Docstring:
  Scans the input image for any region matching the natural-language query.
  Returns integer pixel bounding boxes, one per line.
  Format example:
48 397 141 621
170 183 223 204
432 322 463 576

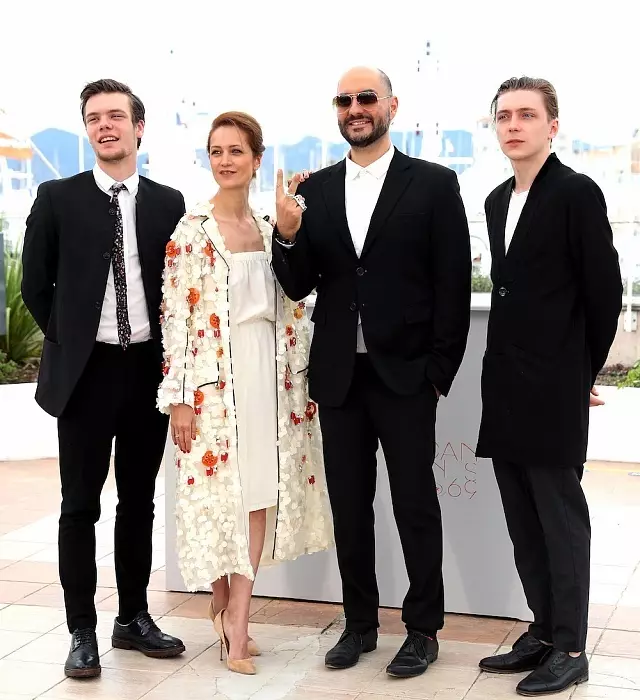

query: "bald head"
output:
337 66 393 96
334 66 397 151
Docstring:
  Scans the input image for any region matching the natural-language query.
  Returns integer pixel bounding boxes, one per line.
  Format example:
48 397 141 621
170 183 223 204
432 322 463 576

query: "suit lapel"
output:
78 171 116 254
490 179 512 266
321 161 356 257
502 153 561 263
134 177 153 272
360 150 413 259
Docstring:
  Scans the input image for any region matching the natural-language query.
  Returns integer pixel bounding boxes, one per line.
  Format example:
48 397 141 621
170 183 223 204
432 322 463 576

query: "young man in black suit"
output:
22 79 186 678
476 77 622 696
272 66 471 678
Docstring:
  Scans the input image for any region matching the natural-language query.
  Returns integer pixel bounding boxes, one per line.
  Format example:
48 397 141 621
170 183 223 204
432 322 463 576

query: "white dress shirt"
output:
93 164 151 344
344 145 394 352
505 189 529 253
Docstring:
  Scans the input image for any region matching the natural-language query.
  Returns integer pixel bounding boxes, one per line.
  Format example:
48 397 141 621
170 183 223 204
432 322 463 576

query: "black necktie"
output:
109 183 131 349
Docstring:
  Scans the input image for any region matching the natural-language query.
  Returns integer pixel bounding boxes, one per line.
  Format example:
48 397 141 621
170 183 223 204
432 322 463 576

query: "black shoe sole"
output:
516 673 589 696
479 662 541 674
325 642 377 670
64 665 101 679
386 651 438 678
111 637 186 658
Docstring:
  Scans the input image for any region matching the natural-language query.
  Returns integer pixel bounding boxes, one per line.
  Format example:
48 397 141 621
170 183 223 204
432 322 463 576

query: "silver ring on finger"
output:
286 193 307 211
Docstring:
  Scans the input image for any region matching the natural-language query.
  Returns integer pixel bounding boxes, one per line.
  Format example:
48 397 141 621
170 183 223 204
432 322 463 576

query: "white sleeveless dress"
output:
228 251 278 512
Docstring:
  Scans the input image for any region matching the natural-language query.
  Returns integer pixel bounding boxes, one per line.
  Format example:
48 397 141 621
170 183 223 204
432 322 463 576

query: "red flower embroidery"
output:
194 389 204 406
305 401 317 421
202 451 218 468
187 476 195 485
210 314 220 329
188 288 200 305
285 325 294 336
308 475 315 485
166 241 179 258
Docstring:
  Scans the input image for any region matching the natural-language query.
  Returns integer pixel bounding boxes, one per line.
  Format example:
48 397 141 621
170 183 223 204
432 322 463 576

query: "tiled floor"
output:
0 458 639 698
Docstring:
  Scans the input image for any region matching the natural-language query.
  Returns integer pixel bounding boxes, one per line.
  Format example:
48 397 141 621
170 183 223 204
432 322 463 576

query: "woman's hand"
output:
171 403 197 453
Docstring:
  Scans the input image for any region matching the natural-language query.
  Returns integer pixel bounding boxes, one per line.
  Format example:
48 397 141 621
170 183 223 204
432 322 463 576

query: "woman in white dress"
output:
157 112 333 675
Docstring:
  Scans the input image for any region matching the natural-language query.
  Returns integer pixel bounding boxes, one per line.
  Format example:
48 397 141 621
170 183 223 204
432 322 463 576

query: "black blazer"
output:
272 148 472 407
476 153 622 466
21 171 185 417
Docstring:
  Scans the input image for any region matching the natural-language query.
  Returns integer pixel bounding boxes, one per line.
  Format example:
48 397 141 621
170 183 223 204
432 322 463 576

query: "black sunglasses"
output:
332 91 392 111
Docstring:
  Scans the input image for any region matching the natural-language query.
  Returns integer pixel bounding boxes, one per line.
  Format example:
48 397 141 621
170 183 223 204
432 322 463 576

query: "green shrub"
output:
617 361 640 388
1 236 43 364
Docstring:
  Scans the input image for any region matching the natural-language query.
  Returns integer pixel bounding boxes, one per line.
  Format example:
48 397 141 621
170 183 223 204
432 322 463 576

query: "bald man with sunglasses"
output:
272 65 471 678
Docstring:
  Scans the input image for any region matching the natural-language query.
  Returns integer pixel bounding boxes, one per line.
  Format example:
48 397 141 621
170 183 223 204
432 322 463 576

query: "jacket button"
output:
498 286 508 297
103 252 110 260
349 302 357 311
356 266 365 276
95 301 101 310
108 208 116 215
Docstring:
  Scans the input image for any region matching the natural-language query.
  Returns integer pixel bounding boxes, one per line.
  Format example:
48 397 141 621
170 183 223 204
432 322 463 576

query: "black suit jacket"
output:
21 171 185 417
271 148 472 407
476 153 622 466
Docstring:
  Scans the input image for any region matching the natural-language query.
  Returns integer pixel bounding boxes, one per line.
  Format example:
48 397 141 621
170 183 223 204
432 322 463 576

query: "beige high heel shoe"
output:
208 599 260 656
213 609 256 675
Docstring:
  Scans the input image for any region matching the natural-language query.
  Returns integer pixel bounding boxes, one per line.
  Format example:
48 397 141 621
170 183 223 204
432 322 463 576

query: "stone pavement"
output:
0 458 639 699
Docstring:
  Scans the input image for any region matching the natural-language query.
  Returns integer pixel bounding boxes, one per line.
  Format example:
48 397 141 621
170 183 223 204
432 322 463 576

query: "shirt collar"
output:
345 145 394 182
93 163 139 196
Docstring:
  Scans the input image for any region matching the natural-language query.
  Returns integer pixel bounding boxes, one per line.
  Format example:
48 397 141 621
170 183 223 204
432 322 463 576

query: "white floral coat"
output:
157 202 334 591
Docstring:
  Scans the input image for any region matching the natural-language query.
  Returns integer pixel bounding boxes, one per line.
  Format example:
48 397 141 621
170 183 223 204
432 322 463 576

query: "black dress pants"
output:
493 461 591 652
319 355 443 637
57 342 169 633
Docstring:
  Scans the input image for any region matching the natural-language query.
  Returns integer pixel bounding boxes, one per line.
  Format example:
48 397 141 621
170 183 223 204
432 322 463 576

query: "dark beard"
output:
339 115 390 148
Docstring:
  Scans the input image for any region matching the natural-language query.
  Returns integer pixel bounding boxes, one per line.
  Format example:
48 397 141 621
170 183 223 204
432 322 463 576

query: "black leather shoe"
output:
111 611 185 658
516 650 589 696
386 631 439 678
479 632 550 674
64 628 101 678
325 629 377 669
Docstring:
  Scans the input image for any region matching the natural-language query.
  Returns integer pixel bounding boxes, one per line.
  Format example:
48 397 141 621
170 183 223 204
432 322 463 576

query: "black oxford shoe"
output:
111 611 185 658
516 649 589 696
479 632 550 674
64 628 101 678
386 631 439 678
325 629 378 669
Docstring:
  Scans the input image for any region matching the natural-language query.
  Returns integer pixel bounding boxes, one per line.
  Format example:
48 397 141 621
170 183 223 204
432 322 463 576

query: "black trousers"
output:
493 461 590 652
319 355 443 636
57 341 169 633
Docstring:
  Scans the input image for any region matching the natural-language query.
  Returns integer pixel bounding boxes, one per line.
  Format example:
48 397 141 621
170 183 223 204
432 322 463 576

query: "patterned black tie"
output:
110 183 131 349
